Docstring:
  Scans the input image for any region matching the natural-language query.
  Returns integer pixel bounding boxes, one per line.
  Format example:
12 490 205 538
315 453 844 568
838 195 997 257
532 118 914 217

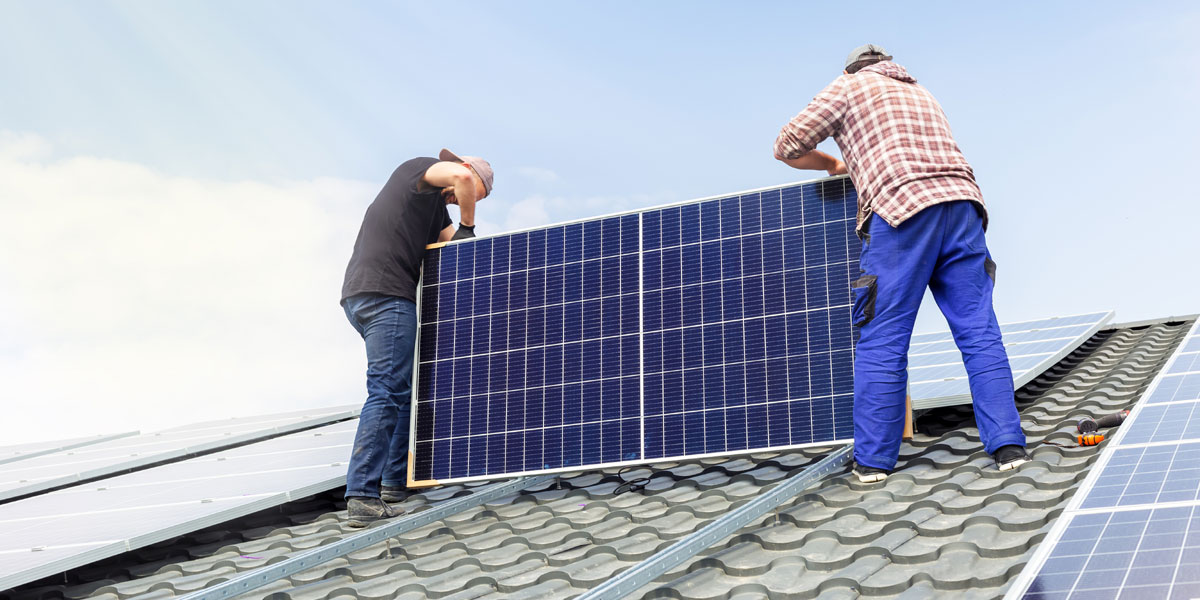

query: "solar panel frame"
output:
408 176 859 487
908 311 1114 410
0 432 138 467
1005 318 1200 599
0 419 357 591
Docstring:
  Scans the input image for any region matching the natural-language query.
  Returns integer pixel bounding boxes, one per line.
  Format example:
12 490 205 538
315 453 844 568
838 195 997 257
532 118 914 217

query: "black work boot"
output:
993 445 1030 471
346 497 401 528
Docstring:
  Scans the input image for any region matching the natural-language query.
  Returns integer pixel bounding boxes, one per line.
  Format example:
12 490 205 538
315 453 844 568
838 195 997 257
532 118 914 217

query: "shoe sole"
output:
997 457 1030 471
853 470 888 483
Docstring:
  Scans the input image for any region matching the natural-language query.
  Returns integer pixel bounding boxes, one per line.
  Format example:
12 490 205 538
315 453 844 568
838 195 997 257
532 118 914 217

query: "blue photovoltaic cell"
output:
1020 506 1200 600
1080 442 1200 510
1119 401 1200 446
1169 352 1200 375
1147 373 1200 404
412 177 859 483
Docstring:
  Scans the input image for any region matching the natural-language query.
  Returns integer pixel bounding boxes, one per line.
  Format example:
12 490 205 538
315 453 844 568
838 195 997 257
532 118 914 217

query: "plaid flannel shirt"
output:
774 61 985 232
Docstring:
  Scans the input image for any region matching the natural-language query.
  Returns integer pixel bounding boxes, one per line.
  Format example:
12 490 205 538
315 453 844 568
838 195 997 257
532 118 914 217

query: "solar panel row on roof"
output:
0 406 358 502
0 419 357 591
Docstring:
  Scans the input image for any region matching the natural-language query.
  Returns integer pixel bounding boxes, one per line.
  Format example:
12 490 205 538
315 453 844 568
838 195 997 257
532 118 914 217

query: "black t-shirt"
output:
341 157 452 303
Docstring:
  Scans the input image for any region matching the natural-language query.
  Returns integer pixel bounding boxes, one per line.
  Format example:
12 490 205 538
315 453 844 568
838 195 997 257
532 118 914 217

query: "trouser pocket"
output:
852 274 878 327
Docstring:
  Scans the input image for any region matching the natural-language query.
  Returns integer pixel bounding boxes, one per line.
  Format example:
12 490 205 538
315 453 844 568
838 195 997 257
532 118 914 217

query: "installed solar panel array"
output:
0 406 357 502
0 419 357 590
1007 318 1200 600
909 311 1113 410
410 177 859 486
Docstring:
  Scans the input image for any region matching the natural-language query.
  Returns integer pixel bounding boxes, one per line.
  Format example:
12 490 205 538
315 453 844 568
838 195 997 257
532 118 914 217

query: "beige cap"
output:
439 148 493 196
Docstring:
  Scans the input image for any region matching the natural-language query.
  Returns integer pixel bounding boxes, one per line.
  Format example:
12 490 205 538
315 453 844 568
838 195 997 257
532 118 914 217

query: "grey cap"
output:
845 43 893 70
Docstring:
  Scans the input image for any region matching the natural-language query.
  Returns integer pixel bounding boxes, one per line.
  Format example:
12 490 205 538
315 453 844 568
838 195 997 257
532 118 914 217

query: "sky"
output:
1 2 1198 445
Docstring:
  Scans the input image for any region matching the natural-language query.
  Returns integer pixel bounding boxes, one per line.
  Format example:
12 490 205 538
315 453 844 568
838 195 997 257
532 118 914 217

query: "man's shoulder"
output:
397 156 440 175
388 157 442 191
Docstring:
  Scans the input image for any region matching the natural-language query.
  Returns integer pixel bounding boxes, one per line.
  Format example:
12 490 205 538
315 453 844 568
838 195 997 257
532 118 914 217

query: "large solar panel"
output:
0 432 136 467
0 405 357 502
409 177 859 486
909 311 1114 410
1006 318 1200 599
0 419 357 591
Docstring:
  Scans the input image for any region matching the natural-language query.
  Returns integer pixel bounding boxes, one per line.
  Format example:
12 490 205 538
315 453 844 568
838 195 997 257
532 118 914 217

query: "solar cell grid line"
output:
1118 401 1200 446
1078 441 1200 510
408 176 859 487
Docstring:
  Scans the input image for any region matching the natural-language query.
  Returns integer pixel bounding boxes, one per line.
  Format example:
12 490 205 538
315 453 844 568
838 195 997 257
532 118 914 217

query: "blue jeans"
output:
342 293 416 498
852 201 1025 470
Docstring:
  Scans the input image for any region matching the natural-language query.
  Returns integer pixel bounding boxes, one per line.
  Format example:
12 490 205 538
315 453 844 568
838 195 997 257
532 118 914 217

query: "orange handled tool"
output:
1076 409 1130 446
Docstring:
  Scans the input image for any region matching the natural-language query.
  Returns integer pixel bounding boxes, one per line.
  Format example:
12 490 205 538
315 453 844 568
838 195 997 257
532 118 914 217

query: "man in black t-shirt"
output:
340 148 493 527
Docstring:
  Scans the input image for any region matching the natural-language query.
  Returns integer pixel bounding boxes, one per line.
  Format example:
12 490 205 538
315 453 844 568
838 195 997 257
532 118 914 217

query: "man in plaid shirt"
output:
773 44 1028 483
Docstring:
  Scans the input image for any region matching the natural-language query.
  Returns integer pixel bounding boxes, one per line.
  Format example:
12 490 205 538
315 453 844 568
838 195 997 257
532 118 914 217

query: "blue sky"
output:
1 2 1197 443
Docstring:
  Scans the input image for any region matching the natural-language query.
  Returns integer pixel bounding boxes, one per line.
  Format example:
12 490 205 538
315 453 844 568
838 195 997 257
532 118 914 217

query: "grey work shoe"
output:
380 484 406 503
994 445 1030 471
346 497 402 528
852 463 891 483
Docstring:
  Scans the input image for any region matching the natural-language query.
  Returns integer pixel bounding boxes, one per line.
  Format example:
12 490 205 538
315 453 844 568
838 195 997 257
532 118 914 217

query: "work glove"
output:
451 224 476 241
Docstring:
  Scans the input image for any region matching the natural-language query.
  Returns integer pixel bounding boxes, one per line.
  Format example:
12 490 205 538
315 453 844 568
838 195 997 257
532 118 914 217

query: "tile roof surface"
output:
2 319 1192 600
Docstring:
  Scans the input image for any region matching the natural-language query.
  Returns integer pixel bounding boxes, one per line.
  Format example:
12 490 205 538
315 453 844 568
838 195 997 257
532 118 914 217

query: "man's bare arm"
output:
778 150 847 175
438 224 454 243
422 161 479 226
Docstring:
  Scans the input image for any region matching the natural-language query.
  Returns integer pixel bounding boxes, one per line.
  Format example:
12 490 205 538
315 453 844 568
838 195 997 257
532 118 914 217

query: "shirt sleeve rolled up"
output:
773 77 848 159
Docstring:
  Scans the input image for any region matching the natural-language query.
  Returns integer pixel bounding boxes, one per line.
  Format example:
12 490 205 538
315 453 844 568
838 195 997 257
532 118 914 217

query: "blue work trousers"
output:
852 201 1025 470
342 292 416 498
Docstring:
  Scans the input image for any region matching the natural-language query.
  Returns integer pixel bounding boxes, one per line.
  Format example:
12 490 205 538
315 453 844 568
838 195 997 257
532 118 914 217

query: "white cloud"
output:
0 136 677 446
0 131 53 161
0 133 377 444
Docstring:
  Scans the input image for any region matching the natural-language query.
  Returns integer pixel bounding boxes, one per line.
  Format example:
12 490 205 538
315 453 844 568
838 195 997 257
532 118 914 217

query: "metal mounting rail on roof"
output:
180 474 557 600
579 444 854 600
